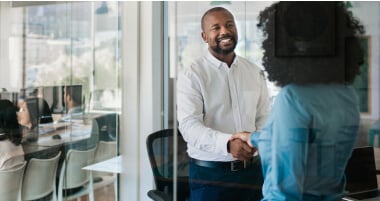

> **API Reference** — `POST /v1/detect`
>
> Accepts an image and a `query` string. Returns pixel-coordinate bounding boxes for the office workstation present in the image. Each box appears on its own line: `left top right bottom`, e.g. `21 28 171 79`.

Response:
6 85 96 150
22 115 96 158
0 83 119 201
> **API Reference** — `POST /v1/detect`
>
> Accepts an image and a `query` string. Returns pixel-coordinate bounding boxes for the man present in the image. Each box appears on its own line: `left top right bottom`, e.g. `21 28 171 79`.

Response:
63 85 83 115
177 7 270 201
62 85 99 151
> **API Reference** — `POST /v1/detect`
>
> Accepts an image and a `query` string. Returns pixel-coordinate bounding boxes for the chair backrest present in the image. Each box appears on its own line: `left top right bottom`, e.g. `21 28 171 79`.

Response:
60 147 97 190
93 141 117 177
0 161 27 201
146 129 189 201
22 151 61 201
345 146 378 193
95 113 119 142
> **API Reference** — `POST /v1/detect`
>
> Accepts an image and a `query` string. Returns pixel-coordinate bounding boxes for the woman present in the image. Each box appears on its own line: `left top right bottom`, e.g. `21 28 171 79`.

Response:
0 99 24 170
17 97 53 142
231 2 365 200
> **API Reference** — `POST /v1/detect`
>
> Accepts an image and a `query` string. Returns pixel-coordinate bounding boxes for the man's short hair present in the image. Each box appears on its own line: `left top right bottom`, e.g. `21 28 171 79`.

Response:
65 85 82 106
201 7 234 31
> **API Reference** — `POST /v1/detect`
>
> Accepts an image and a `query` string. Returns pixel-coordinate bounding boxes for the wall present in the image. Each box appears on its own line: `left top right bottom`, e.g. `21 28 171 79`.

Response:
120 2 164 201
351 2 380 147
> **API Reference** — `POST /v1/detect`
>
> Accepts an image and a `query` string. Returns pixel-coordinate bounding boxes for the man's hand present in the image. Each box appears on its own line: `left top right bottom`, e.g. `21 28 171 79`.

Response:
228 132 256 161
230 131 253 147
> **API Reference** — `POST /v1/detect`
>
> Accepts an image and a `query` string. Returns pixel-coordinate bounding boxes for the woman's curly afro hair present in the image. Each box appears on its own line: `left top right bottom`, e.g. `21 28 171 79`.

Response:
257 2 365 87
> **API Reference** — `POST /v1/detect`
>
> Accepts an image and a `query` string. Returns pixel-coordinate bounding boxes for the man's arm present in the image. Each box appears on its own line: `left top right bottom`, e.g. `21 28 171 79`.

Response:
177 70 232 156
228 134 256 161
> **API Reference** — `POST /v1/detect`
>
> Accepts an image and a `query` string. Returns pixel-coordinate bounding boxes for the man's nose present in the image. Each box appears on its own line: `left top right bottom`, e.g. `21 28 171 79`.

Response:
220 26 230 35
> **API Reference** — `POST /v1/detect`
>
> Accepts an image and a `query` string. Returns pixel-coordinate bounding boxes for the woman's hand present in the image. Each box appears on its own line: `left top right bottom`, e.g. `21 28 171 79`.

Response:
230 131 253 147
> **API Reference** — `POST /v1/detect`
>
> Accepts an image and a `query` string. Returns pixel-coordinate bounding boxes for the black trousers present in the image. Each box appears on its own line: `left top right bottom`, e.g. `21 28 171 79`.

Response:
189 158 263 201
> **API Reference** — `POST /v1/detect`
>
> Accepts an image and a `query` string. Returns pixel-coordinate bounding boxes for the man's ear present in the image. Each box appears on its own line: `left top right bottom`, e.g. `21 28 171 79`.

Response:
201 31 207 43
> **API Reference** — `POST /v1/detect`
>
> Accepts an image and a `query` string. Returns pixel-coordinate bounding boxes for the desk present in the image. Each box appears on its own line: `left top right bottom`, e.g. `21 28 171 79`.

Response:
83 155 122 201
37 122 93 147
83 155 122 174
22 121 95 162
23 143 63 161
22 112 110 158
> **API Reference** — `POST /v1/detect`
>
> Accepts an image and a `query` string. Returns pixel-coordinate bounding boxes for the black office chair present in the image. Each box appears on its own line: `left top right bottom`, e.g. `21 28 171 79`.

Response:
344 146 380 200
95 113 119 142
146 129 190 201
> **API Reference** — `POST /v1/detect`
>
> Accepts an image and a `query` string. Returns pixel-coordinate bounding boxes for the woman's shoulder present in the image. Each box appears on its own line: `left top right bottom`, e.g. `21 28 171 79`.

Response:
281 83 330 94
277 84 325 104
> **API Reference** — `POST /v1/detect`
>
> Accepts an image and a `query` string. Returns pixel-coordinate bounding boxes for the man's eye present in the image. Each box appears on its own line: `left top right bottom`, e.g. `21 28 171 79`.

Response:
211 26 219 31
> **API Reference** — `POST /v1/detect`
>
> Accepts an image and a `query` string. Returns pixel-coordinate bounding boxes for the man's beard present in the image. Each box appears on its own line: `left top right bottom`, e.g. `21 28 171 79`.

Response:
211 38 237 55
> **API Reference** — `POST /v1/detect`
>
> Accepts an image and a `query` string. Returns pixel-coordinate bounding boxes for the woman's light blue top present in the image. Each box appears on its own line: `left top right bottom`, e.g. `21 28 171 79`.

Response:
251 84 360 201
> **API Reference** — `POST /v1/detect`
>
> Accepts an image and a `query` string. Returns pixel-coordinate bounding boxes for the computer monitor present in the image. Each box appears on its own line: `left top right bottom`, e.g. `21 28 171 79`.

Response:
0 91 18 107
22 85 82 114
41 86 65 114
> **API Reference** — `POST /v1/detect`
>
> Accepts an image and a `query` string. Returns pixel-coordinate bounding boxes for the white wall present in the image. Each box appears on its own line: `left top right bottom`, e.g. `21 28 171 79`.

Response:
120 2 163 201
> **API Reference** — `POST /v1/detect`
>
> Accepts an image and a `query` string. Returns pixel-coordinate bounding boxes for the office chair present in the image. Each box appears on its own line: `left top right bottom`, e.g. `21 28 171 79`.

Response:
345 146 379 192
21 151 61 201
146 129 190 201
93 140 117 177
0 161 27 201
95 113 119 142
57 147 97 201
344 146 380 200
92 141 118 198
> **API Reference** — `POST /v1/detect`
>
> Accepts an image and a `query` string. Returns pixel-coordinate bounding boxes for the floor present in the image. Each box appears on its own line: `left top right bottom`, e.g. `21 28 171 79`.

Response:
70 184 116 201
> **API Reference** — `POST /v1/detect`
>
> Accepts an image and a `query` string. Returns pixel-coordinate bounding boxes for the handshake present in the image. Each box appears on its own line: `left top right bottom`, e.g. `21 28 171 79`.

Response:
228 131 258 161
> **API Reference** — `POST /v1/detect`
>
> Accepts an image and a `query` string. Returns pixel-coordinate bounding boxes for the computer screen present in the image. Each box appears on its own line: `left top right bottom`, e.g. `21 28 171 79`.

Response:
22 85 82 114
0 91 18 107
41 86 65 114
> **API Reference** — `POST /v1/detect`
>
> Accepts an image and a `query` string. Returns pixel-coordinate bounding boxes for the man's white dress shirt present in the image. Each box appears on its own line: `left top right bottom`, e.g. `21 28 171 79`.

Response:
177 51 270 162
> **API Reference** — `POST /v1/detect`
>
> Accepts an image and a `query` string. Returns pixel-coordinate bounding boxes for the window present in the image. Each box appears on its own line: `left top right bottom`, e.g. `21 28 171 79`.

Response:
5 2 121 113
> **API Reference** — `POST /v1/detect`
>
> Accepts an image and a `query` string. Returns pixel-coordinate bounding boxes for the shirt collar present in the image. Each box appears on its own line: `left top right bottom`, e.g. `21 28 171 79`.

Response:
205 50 239 70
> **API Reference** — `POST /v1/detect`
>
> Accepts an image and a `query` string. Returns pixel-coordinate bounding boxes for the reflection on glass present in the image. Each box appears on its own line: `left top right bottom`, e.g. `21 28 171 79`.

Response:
7 2 121 113
0 2 120 200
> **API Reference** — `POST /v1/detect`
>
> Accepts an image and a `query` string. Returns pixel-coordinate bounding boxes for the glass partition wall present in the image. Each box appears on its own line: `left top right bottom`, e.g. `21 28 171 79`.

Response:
4 1 121 112
1 1 380 201
0 2 120 201
169 1 380 201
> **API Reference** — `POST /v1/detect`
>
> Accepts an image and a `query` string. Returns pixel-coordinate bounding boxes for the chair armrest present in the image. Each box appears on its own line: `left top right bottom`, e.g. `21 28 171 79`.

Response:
147 190 172 201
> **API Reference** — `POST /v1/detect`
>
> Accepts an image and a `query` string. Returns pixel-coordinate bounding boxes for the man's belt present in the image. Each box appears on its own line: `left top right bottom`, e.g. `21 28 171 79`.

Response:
190 157 256 172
